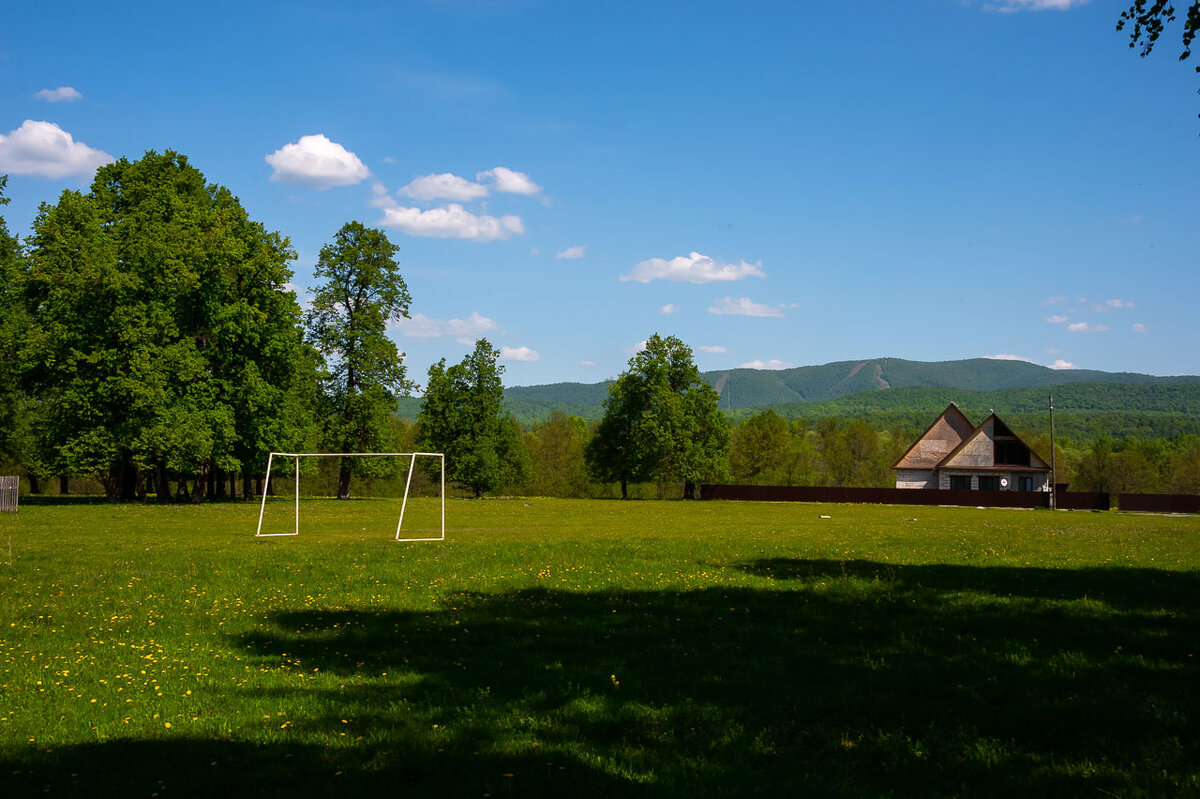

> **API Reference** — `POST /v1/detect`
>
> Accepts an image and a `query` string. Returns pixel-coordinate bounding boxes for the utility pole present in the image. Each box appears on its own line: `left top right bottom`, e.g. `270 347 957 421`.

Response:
1049 393 1057 510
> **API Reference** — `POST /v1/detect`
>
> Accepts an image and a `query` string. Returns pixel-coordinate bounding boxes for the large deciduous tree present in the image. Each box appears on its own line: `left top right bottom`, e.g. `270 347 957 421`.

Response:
418 338 529 498
586 334 729 499
0 175 39 479
25 151 313 501
305 221 412 499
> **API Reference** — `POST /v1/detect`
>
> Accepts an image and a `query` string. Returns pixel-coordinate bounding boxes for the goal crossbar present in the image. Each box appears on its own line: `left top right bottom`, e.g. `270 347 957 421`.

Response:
254 451 445 542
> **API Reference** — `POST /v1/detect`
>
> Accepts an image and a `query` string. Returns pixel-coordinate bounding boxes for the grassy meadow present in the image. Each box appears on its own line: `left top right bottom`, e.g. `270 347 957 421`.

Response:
1 498 1197 797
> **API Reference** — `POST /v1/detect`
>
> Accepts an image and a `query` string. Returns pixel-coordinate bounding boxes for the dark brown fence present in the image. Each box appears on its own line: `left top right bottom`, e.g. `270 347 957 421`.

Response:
700 484 1111 511
1057 492 1111 511
1117 493 1200 513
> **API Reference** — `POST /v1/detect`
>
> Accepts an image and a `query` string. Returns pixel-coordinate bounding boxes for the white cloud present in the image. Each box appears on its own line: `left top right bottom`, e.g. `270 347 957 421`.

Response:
265 134 370 189
659 303 680 315
500 345 539 362
708 297 785 318
1042 296 1066 306
369 181 396 209
626 339 648 354
398 172 488 202
579 360 596 367
1132 322 1148 333
1046 315 1069 324
391 311 499 345
984 354 1037 363
622 251 765 284
1096 298 1136 312
530 247 541 255
698 345 728 353
1050 359 1076 370
739 359 794 370
283 282 312 311
555 245 585 260
984 0 1089 11
0 120 113 179
477 166 541 195
379 204 524 241
34 86 82 103
1067 322 1110 333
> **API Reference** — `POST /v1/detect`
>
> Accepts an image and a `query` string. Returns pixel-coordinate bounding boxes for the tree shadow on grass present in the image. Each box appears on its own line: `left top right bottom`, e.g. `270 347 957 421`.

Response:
3 562 1196 797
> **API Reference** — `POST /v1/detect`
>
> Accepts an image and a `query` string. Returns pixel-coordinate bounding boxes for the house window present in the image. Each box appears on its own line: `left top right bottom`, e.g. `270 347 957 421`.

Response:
995 441 1030 467
1018 476 1035 492
950 475 971 490
979 476 1000 491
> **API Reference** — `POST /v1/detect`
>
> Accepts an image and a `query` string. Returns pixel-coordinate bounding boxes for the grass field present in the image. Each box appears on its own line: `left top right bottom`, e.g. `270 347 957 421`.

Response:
1 498 1197 797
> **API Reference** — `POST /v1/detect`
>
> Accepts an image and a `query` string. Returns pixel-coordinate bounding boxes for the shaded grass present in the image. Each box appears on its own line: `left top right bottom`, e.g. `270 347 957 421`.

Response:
1 499 1197 796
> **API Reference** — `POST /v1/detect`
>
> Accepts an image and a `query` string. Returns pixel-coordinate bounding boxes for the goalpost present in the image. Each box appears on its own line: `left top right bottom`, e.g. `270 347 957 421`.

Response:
254 452 445 542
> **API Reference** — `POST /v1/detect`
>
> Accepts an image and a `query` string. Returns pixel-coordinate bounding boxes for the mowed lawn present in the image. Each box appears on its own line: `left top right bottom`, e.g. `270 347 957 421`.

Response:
1 498 1197 797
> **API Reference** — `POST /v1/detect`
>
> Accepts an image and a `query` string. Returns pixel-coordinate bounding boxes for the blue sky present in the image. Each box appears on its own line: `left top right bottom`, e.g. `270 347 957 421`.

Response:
2 0 1197 386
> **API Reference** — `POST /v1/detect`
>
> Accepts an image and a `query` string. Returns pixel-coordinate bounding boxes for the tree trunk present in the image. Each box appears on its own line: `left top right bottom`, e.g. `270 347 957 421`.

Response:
136 470 147 502
683 480 695 500
244 474 254 500
214 467 227 500
28 474 42 495
190 461 209 503
154 463 171 502
205 461 216 500
58 475 69 495
620 477 628 500
121 458 139 501
176 477 189 503
337 457 352 500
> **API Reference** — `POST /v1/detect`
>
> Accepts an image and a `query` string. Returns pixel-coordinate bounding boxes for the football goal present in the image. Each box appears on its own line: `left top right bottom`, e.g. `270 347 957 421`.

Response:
254 452 444 542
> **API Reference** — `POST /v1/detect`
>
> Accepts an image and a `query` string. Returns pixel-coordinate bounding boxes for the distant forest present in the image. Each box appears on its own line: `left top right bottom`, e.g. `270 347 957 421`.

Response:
403 376 1200 500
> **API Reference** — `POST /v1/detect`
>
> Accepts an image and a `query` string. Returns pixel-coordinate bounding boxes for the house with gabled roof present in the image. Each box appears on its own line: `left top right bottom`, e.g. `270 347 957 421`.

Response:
893 403 1051 492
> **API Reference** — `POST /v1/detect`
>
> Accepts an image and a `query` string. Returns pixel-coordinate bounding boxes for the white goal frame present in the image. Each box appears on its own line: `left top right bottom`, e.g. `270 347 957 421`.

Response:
254 452 445 542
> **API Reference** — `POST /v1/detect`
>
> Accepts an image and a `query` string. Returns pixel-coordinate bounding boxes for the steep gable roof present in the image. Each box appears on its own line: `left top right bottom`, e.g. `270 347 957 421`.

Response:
892 403 976 470
937 413 1050 471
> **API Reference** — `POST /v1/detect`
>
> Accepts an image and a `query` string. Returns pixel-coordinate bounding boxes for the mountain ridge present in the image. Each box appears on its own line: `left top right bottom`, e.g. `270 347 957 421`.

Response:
496 357 1200 422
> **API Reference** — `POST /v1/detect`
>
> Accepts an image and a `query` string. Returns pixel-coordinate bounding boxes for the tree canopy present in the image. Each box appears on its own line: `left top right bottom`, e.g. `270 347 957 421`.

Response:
1118 1 1200 121
1118 1 1200 62
305 221 412 499
23 151 314 501
418 338 528 498
586 334 729 499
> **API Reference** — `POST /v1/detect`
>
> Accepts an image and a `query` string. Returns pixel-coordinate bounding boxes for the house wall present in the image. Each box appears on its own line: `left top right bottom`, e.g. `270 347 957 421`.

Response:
938 471 1050 492
895 469 935 489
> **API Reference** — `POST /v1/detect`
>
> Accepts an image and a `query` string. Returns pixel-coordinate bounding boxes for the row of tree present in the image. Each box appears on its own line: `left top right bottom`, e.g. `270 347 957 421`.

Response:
0 154 729 503
0 153 494 501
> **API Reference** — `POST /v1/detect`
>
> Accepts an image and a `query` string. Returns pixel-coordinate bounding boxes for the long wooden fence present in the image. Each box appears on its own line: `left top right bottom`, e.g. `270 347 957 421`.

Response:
1118 493 1200 513
700 484 1111 511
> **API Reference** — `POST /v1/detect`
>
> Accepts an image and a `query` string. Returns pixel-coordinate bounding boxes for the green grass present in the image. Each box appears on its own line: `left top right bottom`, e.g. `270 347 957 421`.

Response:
1 499 1197 797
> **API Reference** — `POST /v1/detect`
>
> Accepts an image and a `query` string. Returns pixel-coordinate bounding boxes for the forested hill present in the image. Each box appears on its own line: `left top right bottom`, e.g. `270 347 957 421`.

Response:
490 357 1200 423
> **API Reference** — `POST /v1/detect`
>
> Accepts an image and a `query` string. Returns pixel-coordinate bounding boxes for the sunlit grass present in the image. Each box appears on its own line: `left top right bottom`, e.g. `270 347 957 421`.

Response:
1 499 1196 797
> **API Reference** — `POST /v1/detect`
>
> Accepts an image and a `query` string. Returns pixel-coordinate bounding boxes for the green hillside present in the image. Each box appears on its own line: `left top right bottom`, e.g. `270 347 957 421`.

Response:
487 358 1200 424
706 357 1200 409
758 382 1200 442
392 358 1200 440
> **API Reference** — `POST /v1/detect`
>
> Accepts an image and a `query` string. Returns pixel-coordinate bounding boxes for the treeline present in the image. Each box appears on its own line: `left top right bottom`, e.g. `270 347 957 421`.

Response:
0 154 503 502
497 411 1200 499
